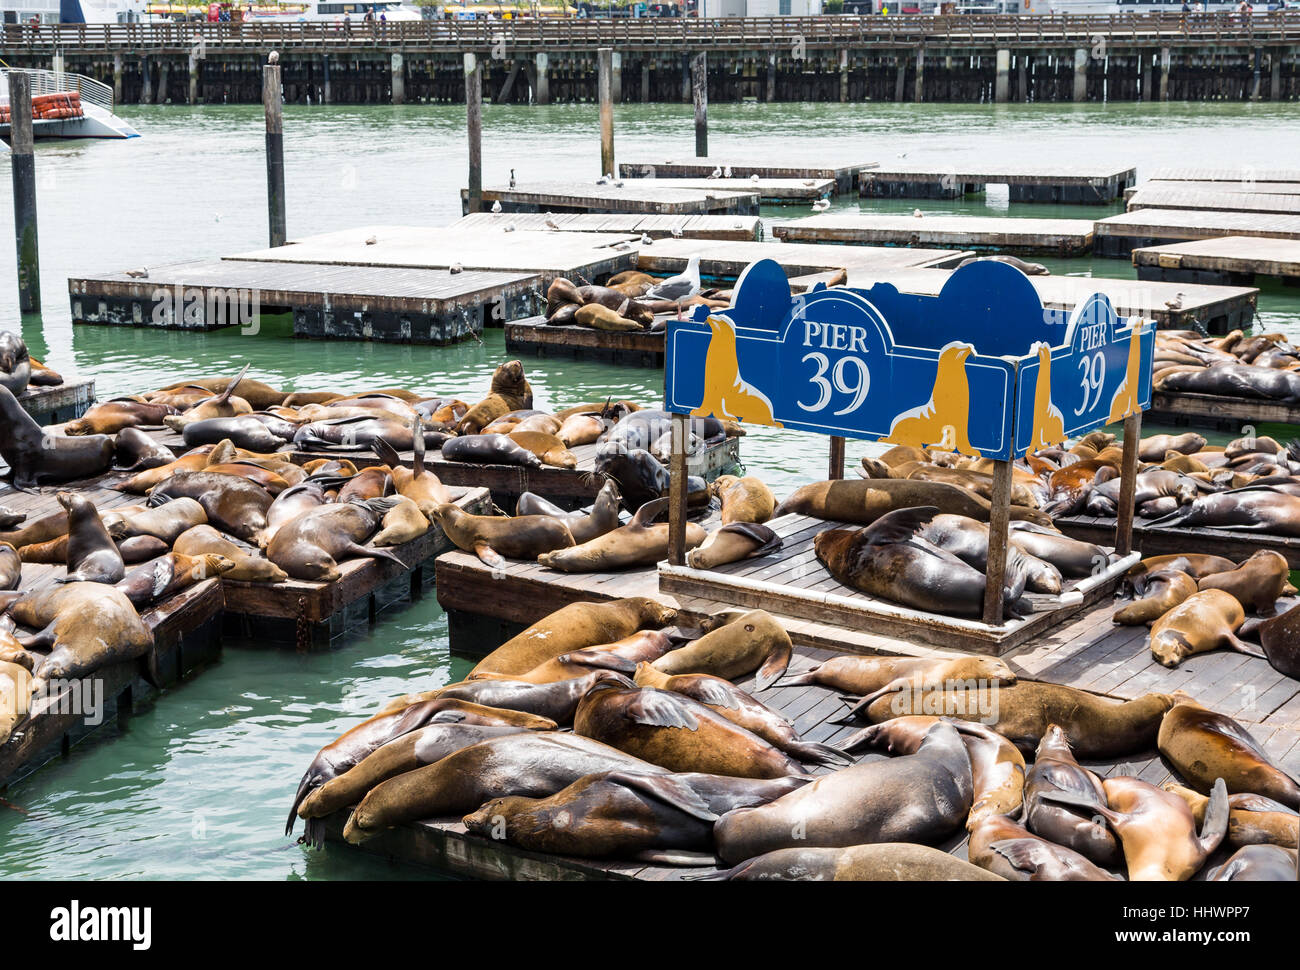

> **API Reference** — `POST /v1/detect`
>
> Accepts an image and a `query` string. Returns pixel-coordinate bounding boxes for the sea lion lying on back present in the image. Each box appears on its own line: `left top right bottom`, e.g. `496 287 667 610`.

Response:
651 609 792 690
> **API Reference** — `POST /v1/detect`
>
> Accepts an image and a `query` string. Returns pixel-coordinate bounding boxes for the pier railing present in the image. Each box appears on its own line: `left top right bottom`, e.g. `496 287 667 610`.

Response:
0 66 113 112
6 12 1300 54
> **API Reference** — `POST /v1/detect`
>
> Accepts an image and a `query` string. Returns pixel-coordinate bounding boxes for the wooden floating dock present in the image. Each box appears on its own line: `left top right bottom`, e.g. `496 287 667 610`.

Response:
505 317 668 367
462 182 759 216
69 259 540 345
618 158 876 196
1127 186 1300 217
15 379 95 426
620 177 835 205
771 214 1096 257
450 212 762 241
1094 208 1300 258
1149 166 1300 184
1142 179 1300 198
1145 389 1300 434
1132 235 1300 287
860 164 1136 203
1058 513 1300 571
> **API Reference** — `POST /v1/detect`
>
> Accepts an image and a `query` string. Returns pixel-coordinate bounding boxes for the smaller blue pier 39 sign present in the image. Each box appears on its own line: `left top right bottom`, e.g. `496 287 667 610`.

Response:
663 258 1155 461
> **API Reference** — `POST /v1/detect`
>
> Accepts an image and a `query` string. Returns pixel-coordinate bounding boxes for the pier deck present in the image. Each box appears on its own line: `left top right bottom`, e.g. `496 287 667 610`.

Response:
1149 167 1300 184
619 158 875 195
1127 186 1300 217
1132 236 1300 287
619 177 834 204
1057 511 1300 571
15 380 95 426
450 212 762 241
1146 389 1300 433
860 164 1136 203
771 214 1096 256
1141 179 1300 197
1094 208 1300 257
463 183 759 216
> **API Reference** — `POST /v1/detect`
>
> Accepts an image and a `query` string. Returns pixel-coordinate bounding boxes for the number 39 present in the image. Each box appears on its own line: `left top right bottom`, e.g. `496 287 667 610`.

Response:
798 353 871 416
1074 351 1106 416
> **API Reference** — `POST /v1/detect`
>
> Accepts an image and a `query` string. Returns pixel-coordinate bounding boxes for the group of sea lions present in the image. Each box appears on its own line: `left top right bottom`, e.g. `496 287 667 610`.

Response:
0 330 64 397
287 597 1298 879
1155 328 1300 404
544 271 730 333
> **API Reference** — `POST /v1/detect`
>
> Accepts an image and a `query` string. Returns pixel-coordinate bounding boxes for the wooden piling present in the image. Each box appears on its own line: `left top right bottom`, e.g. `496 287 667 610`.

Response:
113 51 123 104
1160 47 1170 101
534 52 549 105
1073 48 1088 102
465 53 483 214
598 48 615 179
391 52 405 105
8 72 40 313
263 63 287 249
668 412 689 566
982 459 1014 627
828 437 845 480
691 52 708 158
1115 412 1143 557
995 49 1010 102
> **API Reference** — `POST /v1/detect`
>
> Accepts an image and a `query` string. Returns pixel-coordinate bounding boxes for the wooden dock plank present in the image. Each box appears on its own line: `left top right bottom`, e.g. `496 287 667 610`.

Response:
861 164 1135 203
1132 235 1300 285
450 212 762 241
1149 167 1300 184
1094 208 1300 257
15 379 95 426
1128 187 1300 216
1143 179 1300 197
1146 390 1300 432
1056 513 1300 569
618 177 834 204
634 237 972 278
465 182 760 216
619 157 875 195
771 214 1096 256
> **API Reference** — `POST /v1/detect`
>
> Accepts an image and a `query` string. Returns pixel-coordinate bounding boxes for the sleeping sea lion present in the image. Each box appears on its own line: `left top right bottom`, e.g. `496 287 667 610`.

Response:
651 609 792 690
429 503 573 568
1256 603 1300 678
371 496 429 546
114 552 233 609
373 432 453 517
778 654 1016 697
0 386 115 488
113 427 177 472
469 630 676 684
7 582 155 683
704 843 1004 881
1197 550 1291 615
968 814 1120 881
147 471 273 543
1164 783 1298 850
507 430 577 469
1209 844 1299 881
777 477 1052 527
267 498 406 582
440 433 542 469
104 497 208 545
1 658 33 744
252 483 327 549
686 522 782 569
1021 724 1122 867
1112 569 1198 626
381 669 634 724
0 331 31 394
156 374 286 410
515 481 621 546
1081 777 1229 881
173 525 287 584
711 475 776 525
1149 589 1259 668
537 497 705 573
1122 553 1239 593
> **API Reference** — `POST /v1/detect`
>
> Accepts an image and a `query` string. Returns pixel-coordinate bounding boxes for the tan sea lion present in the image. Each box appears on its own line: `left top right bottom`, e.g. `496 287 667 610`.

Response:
1138 432 1206 463
1 658 34 744
114 552 232 609
267 499 406 582
713 720 972 865
470 597 677 678
173 525 287 584
7 582 155 683
469 630 675 684
373 434 453 517
371 496 429 547
1123 553 1238 591
711 475 776 525
382 670 633 723
455 360 534 434
515 481 621 546
777 477 1053 527
0 541 19 591
103 497 208 545
537 497 705 573
1164 783 1298 850
1158 698 1300 809
335 465 392 503
779 654 1016 697
507 430 577 469
968 815 1120 881
63 398 178 435
1083 777 1229 881
705 842 1004 881
557 412 605 448
57 491 124 585
1197 550 1291 615
651 609 792 690
686 522 782 569
429 503 574 568
575 303 644 332
1149 589 1258 668
1112 569 1198 626
156 373 286 410
114 452 212 494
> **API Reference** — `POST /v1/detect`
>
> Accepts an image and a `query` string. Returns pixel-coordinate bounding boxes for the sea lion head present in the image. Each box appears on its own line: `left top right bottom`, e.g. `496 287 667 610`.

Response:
490 360 527 397
1150 629 1197 668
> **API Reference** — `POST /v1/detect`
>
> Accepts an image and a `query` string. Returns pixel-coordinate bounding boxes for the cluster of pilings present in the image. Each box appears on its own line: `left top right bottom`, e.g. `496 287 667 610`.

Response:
7 44 1299 105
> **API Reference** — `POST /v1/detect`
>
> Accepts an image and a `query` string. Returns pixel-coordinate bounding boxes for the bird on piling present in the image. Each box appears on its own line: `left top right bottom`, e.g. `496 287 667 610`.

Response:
268 51 279 65
913 208 924 218
126 267 149 279
645 255 701 321
640 233 654 246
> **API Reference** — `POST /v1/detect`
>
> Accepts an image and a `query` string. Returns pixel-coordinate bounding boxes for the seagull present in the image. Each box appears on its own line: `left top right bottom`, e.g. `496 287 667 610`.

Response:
641 233 654 246
545 213 561 230
596 174 610 185
723 166 733 178
365 234 378 245
645 255 701 320
449 263 463 275
802 180 816 187
708 166 722 180
268 50 279 65
913 208 923 218
491 200 503 214
811 199 831 212
504 223 516 233
898 151 908 158
614 179 624 188
670 227 684 238
509 168 516 189
1165 292 1185 311
750 174 760 183
126 267 149 279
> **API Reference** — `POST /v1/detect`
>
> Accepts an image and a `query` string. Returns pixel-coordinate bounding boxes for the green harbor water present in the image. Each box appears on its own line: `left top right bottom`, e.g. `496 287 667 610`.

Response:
2 100 1299 879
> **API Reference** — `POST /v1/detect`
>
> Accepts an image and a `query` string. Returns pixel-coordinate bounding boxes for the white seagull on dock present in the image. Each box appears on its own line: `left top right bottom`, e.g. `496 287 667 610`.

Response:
545 213 561 230
913 208 924 218
645 255 701 320
750 173 760 183
641 233 654 246
723 166 733 178
126 267 149 279
811 199 831 212
449 263 463 274
708 166 722 180
365 234 378 245
491 200 503 214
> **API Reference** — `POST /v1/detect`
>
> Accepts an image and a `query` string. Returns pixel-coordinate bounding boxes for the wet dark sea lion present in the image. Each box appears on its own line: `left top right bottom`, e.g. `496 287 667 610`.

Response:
441 433 542 469
777 477 1053 528
57 492 124 584
148 471 273 543
0 386 114 488
1257 603 1300 678
1150 488 1300 537
1209 844 1299 881
1022 724 1122 867
7 582 155 683
429 502 573 567
968 814 1120 881
651 609 793 690
713 720 972 864
515 481 621 545
386 670 633 725
1113 569 1197 626
705 842 1004 881
114 552 232 609
113 427 176 471
0 331 31 394
180 415 291 452
0 542 21 590
267 498 405 582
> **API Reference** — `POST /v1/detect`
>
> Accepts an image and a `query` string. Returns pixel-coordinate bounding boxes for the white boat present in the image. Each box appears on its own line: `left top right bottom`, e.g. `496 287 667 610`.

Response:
1 0 148 23
0 68 141 141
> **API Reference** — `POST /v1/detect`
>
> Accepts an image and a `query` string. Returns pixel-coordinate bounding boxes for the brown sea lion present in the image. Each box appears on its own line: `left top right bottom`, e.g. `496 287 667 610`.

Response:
968 815 1120 881
470 597 678 678
464 771 810 865
335 465 393 503
267 498 406 582
1021 724 1123 867
1164 783 1298 850
574 303 644 332
711 475 776 525
469 630 676 684
7 582 154 683
0 541 20 590
114 451 212 494
342 732 668 843
1149 589 1258 668
1209 844 1299 881
1122 553 1239 593
633 664 852 767
63 398 178 435
713 720 972 864
113 427 177 472
252 483 327 550
1081 777 1229 881
779 654 1016 697
515 481 621 546
776 477 1052 527
685 522 782 570
372 434 453 518
1197 550 1291 615
1138 432 1206 463
57 492 124 584
371 496 429 546
429 503 573 568
651 609 793 690
114 552 232 609
841 680 1177 759
1112 569 1198 626
103 497 208 545
381 670 634 724
455 360 534 435
573 683 810 779
1255 603 1300 678
0 386 115 489
507 430 578 469
147 471 273 543
704 842 1004 881
1 657 34 743
1158 698 1300 809
537 497 705 573
173 525 287 584
557 412 606 448
156 373 285 410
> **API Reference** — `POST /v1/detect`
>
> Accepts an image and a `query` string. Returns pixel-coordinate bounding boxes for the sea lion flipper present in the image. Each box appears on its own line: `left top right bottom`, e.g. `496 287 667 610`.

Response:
372 436 402 469
631 848 719 867
216 362 251 405
473 542 506 569
630 496 670 528
784 739 856 767
753 644 792 692
601 770 719 823
18 618 58 650
860 506 942 545
556 649 638 675
627 689 699 730
410 414 426 477
1227 634 1267 661
1197 777 1230 857
348 543 406 569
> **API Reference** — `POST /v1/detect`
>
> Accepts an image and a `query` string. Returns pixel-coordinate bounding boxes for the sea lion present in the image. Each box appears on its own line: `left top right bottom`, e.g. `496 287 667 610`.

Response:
469 597 678 678
27 355 61 387
65 398 177 435
112 427 177 472
179 415 292 453
114 552 232 609
373 433 453 517
1149 589 1258 668
252 483 327 549
686 522 782 570
777 477 1053 528
713 720 973 865
1138 432 1207 463
1021 724 1123 867
1256 603 1300 678
836 715 1025 829
1113 569 1198 626
342 732 667 843
156 374 286 410
538 497 705 572
56 492 124 585
632 664 851 767
651 609 792 690
557 412 606 448
515 481 621 546
114 451 213 494
1209 844 1299 881
1197 550 1291 615
334 465 392 503
455 360 534 434
0 386 115 489
147 471 273 543
0 331 31 394
440 433 542 469
1 656 34 744
0 542 20 590
469 630 676 684
429 503 573 569
574 303 644 332
464 771 810 865
573 683 810 779
711 475 776 525
704 842 1004 881
841 680 1176 759
1122 553 1240 592
1150 488 1300 537
370 496 428 546
267 498 406 582
956 254 1049 276
779 654 1015 697
173 525 287 584
1158 698 1300 809
103 497 207 545
1164 783 1298 850
0 507 25 532
381 670 634 724
967 815 1120 881
7 582 154 683
506 430 577 469
919 513 1063 595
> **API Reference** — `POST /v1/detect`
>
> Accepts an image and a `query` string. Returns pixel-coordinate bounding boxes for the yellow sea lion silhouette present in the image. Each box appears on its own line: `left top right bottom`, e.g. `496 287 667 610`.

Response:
691 314 781 427
883 342 974 455
1108 319 1145 424
1027 342 1066 450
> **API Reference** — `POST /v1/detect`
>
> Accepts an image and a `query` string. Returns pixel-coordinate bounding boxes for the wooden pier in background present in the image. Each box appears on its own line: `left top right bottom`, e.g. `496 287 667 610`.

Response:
1132 236 1300 287
619 177 834 205
772 214 1096 256
15 379 95 426
1146 389 1300 434
1139 179 1300 198
451 212 762 241
1127 186 1300 217
1094 208 1300 257
860 164 1136 203
462 182 760 216
1149 166 1300 184
1057 512 1300 570
618 157 875 195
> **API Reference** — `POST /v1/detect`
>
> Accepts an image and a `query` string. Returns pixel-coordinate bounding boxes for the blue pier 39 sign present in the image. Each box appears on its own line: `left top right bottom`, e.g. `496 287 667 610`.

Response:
664 258 1155 461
